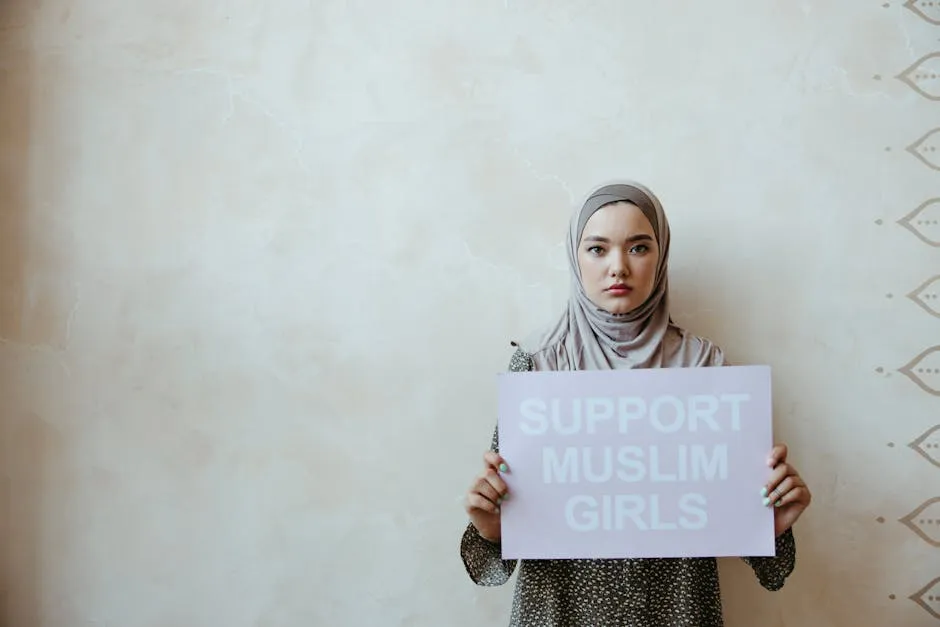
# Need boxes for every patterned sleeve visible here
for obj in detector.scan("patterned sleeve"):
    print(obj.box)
[459,347,533,586]
[740,528,796,591]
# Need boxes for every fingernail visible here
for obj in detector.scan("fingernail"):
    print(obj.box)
[501,493,509,501]
[774,500,782,508]
[760,487,768,497]
[498,463,508,473]
[497,497,503,504]
[762,497,771,507]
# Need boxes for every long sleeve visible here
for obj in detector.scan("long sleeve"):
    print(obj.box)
[459,347,533,586]
[740,528,796,591]
[460,521,517,585]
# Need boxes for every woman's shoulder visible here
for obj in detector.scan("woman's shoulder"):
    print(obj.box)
[666,325,728,366]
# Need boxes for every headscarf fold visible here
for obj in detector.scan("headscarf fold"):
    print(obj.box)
[518,181,723,371]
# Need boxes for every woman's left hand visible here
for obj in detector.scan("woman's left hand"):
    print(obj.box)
[763,443,811,537]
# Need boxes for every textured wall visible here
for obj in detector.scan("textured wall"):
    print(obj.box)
[0,1,938,625]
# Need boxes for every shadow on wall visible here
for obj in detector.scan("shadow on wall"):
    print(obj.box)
[0,3,40,625]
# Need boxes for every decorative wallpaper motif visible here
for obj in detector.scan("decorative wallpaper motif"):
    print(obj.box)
[900,346,940,395]
[900,497,940,547]
[908,275,940,319]
[911,577,940,621]
[884,5,940,621]
[897,53,940,100]
[904,0,940,25]
[899,200,940,247]
[910,424,940,469]
[906,129,940,171]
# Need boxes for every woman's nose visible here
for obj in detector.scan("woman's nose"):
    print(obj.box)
[609,253,629,277]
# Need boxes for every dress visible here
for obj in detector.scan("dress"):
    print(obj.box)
[460,348,796,627]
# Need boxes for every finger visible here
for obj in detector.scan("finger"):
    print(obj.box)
[762,463,790,497]
[484,451,509,473]
[767,443,788,468]
[473,476,502,504]
[481,468,509,501]
[773,486,810,508]
[787,474,805,488]
[466,492,500,515]
[766,476,796,506]
[787,477,810,503]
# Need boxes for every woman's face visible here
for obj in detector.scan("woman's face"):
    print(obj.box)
[576,201,659,315]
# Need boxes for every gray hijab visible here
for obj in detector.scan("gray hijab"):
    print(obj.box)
[519,181,723,371]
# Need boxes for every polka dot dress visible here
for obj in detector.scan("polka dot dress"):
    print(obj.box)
[460,348,796,626]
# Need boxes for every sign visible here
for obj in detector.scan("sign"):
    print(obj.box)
[496,365,775,560]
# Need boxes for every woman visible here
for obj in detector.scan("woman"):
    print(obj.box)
[460,181,811,626]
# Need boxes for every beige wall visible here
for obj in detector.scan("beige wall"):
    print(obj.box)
[1,1,938,625]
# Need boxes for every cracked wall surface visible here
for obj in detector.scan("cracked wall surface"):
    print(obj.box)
[0,1,937,626]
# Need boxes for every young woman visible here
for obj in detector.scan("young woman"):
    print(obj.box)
[460,181,811,626]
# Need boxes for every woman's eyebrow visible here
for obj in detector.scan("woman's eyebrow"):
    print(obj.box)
[582,234,654,243]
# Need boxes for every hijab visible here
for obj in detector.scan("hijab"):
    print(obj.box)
[518,181,724,371]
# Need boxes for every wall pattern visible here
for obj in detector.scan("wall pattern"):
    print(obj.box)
[884,1,940,621]
[903,0,940,25]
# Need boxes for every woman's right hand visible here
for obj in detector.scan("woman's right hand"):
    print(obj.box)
[464,451,510,543]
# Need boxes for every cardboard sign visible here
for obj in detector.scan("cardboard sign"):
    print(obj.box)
[496,365,775,560]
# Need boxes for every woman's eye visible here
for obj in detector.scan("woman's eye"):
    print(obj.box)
[630,244,649,254]
[587,246,604,255]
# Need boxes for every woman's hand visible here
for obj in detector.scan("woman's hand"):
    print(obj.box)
[763,443,811,537]
[464,451,510,543]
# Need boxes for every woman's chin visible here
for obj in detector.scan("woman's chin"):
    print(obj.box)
[594,297,640,316]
